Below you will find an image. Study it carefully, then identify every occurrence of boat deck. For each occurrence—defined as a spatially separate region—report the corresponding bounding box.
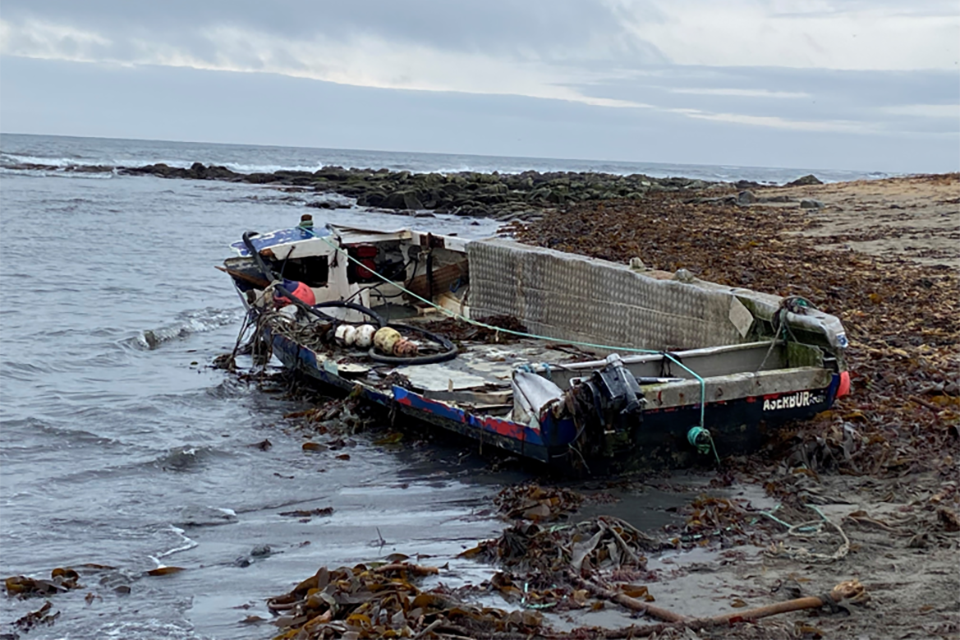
[274,313,589,416]
[384,339,584,411]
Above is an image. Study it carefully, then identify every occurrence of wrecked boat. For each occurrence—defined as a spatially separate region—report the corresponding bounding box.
[222,214,850,470]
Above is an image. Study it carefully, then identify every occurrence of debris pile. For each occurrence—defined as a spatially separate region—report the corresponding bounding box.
[493,484,585,522]
[668,496,770,549]
[283,396,373,436]
[423,315,529,345]
[266,561,544,639]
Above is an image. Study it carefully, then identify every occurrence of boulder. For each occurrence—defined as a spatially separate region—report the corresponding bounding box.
[381,189,424,210]
[800,199,824,209]
[357,190,388,207]
[786,174,823,187]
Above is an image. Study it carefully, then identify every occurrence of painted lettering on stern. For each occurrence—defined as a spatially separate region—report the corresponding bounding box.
[762,391,826,412]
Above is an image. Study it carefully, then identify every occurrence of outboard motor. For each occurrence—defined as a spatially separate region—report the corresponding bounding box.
[572,354,646,457]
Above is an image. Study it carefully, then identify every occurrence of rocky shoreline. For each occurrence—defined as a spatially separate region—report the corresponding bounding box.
[122,162,725,219]
[17,158,829,220]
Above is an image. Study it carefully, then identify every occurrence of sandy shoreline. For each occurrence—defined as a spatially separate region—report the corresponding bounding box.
[249,173,959,640]
[759,173,960,269]
[261,173,959,640]
[508,173,959,639]
[8,172,954,639]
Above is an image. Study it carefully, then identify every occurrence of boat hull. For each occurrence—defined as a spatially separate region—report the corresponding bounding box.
[266,326,838,470]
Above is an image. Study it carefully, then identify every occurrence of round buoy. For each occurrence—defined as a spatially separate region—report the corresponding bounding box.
[276,279,316,306]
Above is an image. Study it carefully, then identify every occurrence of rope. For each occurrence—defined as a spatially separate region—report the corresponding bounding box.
[283,226,714,430]
[762,503,850,563]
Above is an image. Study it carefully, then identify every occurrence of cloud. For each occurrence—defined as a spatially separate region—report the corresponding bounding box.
[0,1,664,63]
[667,88,811,99]
[613,0,960,71]
[0,6,664,109]
[0,0,956,158]
[881,104,959,119]
[674,109,869,133]
[2,55,957,174]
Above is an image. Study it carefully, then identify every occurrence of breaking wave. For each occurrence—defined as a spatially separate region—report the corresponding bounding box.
[153,445,234,473]
[124,307,242,351]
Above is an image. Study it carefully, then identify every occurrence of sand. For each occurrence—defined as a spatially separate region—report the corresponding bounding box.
[759,173,960,269]
[511,173,960,639]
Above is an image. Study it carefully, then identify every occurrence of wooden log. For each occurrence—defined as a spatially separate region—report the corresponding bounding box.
[572,574,685,624]
[570,579,866,638]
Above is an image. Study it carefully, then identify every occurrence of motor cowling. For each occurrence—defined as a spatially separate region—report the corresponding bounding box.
[570,355,645,457]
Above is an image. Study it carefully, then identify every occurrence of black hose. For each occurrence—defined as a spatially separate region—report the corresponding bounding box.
[242,231,453,365]
[313,301,386,328]
[368,323,458,366]
[242,231,274,280]
[242,231,383,326]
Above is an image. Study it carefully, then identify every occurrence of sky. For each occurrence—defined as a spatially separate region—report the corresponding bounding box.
[0,0,958,173]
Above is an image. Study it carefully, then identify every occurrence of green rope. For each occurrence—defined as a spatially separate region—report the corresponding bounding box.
[759,504,822,534]
[290,225,712,430]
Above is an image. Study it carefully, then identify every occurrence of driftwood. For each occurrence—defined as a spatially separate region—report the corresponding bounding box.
[570,579,867,638]
[571,574,686,624]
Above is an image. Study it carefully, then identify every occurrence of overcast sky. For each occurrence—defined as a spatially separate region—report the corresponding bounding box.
[1,1,958,172]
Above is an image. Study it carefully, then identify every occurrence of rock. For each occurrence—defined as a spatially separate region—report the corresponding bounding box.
[737,190,757,205]
[244,172,281,184]
[206,165,240,180]
[381,190,419,210]
[357,190,387,207]
[786,174,823,187]
[800,199,824,209]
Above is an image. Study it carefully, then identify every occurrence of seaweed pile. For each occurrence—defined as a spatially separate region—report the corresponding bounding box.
[265,560,545,639]
[268,482,873,639]
[512,191,959,477]
[422,315,529,345]
[5,568,83,598]
[493,484,585,522]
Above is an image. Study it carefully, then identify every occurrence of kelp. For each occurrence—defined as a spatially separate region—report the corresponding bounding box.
[265,561,544,639]
[11,601,60,632]
[493,484,585,522]
[4,568,82,598]
[460,516,662,579]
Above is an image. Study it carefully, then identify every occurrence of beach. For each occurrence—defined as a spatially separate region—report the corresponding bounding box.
[504,173,959,639]
[1,134,957,639]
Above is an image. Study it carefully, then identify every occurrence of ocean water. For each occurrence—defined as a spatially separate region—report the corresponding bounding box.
[0,132,891,184]
[0,134,522,639]
[0,134,878,638]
